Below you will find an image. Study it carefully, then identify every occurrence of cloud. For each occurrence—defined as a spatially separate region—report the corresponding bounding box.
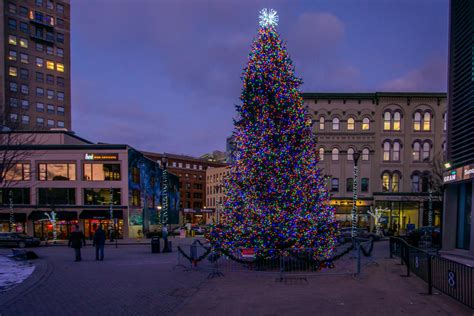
[380,57,447,91]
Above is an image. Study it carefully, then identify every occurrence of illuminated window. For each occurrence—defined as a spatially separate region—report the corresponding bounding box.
[383,141,390,161]
[332,148,339,161]
[20,53,28,64]
[393,112,401,131]
[332,117,340,130]
[46,60,55,70]
[362,117,370,130]
[423,112,431,131]
[9,67,17,77]
[9,50,17,61]
[414,112,421,131]
[319,148,324,161]
[57,63,64,72]
[392,173,400,192]
[347,117,355,130]
[422,141,430,161]
[347,148,354,161]
[319,117,325,130]
[412,142,421,161]
[383,111,391,130]
[19,38,28,48]
[83,163,121,181]
[38,163,76,181]
[382,173,390,192]
[362,148,370,161]
[36,57,44,67]
[392,141,400,161]
[9,35,17,45]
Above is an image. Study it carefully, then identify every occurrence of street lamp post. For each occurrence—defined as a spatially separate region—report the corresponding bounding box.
[9,190,14,232]
[109,187,114,242]
[351,150,361,238]
[161,156,169,252]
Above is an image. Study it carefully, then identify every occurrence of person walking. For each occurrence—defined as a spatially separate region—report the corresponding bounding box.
[68,224,86,262]
[93,224,106,261]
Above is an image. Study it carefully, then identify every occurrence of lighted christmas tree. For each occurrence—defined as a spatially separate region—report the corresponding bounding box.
[208,9,337,259]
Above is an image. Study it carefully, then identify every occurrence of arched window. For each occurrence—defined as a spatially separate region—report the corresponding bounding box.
[393,112,401,131]
[383,141,391,161]
[347,148,354,161]
[331,178,339,192]
[332,148,339,161]
[362,117,370,130]
[383,112,391,131]
[411,173,420,192]
[319,117,325,130]
[332,118,340,130]
[412,142,421,161]
[392,173,400,192]
[422,141,430,161]
[362,148,370,161]
[392,141,401,161]
[382,172,390,192]
[421,173,431,192]
[423,112,431,131]
[443,112,447,131]
[319,147,325,161]
[347,117,355,131]
[414,112,422,131]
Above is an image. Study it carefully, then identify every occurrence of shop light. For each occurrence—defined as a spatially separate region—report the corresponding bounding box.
[444,162,452,169]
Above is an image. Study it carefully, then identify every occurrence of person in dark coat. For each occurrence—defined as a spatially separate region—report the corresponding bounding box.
[68,224,86,262]
[93,224,106,261]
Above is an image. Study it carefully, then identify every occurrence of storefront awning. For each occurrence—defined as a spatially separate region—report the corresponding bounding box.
[0,213,27,222]
[79,210,123,220]
[28,211,77,221]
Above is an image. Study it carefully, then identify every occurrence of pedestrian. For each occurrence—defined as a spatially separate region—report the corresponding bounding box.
[93,224,106,261]
[68,224,86,262]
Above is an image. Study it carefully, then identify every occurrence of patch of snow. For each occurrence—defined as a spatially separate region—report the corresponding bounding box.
[0,255,35,292]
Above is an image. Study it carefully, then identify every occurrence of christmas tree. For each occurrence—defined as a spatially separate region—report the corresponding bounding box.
[209,9,337,259]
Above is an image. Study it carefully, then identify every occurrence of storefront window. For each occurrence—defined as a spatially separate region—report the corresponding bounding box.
[34,220,78,240]
[38,163,76,180]
[84,219,123,240]
[83,163,121,181]
[38,188,75,205]
[83,188,121,205]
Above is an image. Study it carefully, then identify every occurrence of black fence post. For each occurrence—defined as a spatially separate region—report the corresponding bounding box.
[427,254,432,295]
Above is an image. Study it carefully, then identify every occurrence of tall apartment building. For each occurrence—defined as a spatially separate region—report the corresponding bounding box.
[1,0,71,131]
[442,0,474,257]
[142,152,227,225]
[303,92,446,234]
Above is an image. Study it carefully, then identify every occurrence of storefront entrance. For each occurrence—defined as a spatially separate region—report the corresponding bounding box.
[79,210,124,239]
[29,211,78,240]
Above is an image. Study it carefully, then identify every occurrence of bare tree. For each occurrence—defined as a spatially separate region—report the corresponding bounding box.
[430,149,446,195]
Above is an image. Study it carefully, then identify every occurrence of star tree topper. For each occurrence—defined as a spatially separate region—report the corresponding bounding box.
[259,8,279,28]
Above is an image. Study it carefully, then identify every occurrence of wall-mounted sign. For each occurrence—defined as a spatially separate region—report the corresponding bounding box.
[443,164,474,184]
[84,153,119,161]
[463,165,474,180]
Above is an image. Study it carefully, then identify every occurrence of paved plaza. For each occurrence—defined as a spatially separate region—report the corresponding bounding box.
[0,240,472,316]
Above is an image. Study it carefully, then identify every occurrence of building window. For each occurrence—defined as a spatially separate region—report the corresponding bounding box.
[36,43,44,52]
[19,69,28,80]
[347,117,355,130]
[20,84,29,95]
[47,119,54,127]
[411,173,420,193]
[422,141,431,161]
[131,167,140,183]
[57,48,64,57]
[46,74,54,84]
[9,50,17,61]
[38,188,75,205]
[0,188,30,205]
[36,102,44,112]
[9,82,18,92]
[347,148,354,161]
[319,148,324,161]
[57,18,64,28]
[21,99,29,110]
[421,173,431,193]
[392,173,400,192]
[36,117,44,126]
[10,113,18,122]
[46,60,55,70]
[83,163,121,181]
[47,0,54,10]
[38,163,76,181]
[57,120,65,128]
[57,92,64,101]
[56,33,64,43]
[36,0,43,6]
[8,35,17,46]
[47,104,55,113]
[57,3,64,14]
[319,117,325,130]
[414,112,422,131]
[332,118,340,130]
[83,188,121,206]
[361,178,369,192]
[19,52,28,64]
[22,115,29,125]
[346,178,354,192]
[36,72,44,83]
[19,6,28,17]
[57,77,65,87]
[331,178,339,192]
[8,18,17,30]
[382,173,390,192]
[412,142,421,161]
[4,163,31,181]
[10,98,18,108]
[9,66,17,77]
[8,2,17,13]
[46,46,54,55]
[392,141,400,161]
[423,112,431,131]
[36,87,44,97]
[393,112,401,131]
[36,57,44,67]
[383,141,390,161]
[131,190,141,206]
[19,38,28,48]
[20,22,28,33]
[383,111,391,130]
[362,117,370,130]
[332,148,339,161]
[57,63,64,72]
[47,89,54,99]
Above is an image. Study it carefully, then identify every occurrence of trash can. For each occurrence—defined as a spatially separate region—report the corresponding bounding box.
[151,236,160,253]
